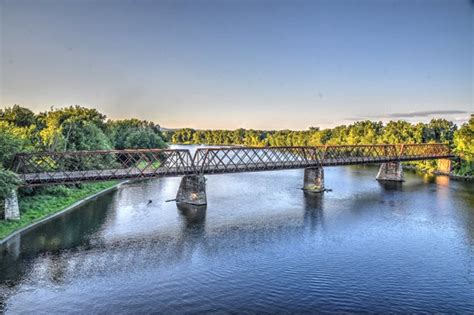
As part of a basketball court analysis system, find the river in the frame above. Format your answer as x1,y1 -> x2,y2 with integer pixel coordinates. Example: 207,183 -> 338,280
1,145 -> 473,313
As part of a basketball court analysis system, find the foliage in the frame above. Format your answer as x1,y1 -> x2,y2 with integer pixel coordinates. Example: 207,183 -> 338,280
453,115 -> 474,176
36,106 -> 108,151
453,115 -> 474,162
61,119 -> 112,151
0,121 -> 34,168
0,105 -> 37,127
122,128 -> 166,149
106,119 -> 166,149
0,168 -> 21,199
0,104 -> 167,154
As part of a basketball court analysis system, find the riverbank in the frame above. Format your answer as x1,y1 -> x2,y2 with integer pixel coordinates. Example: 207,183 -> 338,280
402,164 -> 474,181
0,181 -> 124,242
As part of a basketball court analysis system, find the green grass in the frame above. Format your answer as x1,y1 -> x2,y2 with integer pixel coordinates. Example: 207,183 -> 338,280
0,181 -> 118,241
135,160 -> 161,169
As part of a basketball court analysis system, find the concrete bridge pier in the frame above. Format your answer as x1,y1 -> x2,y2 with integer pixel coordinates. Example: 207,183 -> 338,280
303,167 -> 325,193
4,189 -> 20,220
437,159 -> 452,174
376,162 -> 404,182
176,175 -> 207,205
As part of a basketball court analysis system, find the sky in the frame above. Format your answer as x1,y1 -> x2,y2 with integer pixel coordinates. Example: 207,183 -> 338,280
0,0 -> 472,130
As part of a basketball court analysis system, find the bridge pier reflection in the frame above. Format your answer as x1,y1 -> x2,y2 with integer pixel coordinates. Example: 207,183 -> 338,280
177,203 -> 207,228
377,180 -> 404,191
303,191 -> 325,232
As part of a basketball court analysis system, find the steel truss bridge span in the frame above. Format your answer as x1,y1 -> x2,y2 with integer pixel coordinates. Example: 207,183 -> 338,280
12,144 -> 453,186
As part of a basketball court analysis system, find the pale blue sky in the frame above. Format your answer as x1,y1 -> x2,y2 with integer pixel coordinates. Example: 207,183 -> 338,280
1,0 -> 472,129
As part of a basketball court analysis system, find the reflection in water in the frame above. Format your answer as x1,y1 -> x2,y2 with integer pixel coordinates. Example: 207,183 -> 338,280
177,203 -> 207,229
1,159 -> 473,313
436,175 -> 450,186
303,192 -> 324,232
0,192 -> 114,297
377,180 -> 403,191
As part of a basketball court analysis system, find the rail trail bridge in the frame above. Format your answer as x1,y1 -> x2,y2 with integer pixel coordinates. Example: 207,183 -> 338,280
4,144 -> 453,220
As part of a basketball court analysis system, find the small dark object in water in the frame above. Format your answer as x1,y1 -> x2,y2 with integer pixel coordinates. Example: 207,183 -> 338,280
325,188 -> 333,192
147,200 -> 152,205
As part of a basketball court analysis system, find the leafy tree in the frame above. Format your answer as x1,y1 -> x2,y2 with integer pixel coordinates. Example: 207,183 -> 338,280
38,106 -> 108,151
0,120 -> 30,206
425,119 -> 457,144
0,121 -> 33,168
106,119 -> 166,149
0,168 -> 21,199
123,128 -> 166,149
382,120 -> 418,143
62,119 -> 112,151
454,115 -> 474,160
452,115 -> 474,175
0,105 -> 37,127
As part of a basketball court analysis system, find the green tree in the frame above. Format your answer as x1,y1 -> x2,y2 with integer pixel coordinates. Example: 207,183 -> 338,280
454,115 -> 474,160
106,119 -> 166,149
0,105 -> 37,127
0,168 -> 21,199
453,115 -> 474,175
123,128 -> 166,149
0,121 -> 33,168
382,120 -> 418,143
425,119 -> 457,144
62,119 -> 112,151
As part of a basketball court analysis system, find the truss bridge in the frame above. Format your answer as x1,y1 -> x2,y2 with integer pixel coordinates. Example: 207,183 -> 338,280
11,144 -> 452,186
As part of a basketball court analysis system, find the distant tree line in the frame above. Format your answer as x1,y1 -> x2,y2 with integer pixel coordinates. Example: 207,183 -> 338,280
169,117 -> 473,176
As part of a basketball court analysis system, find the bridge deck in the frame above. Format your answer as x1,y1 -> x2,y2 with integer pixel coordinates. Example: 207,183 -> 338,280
12,144 -> 453,185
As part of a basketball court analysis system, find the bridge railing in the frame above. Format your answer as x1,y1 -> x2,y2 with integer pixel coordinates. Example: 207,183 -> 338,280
322,145 -> 399,165
12,149 -> 195,185
193,146 -> 324,174
192,144 -> 452,171
398,144 -> 452,161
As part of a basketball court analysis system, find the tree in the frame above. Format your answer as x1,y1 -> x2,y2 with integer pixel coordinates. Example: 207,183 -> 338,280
454,115 -> 474,160
0,121 -> 33,168
62,119 -> 112,151
0,168 -> 20,199
382,120 -> 418,143
425,119 -> 457,144
37,106 -> 108,151
0,105 -> 37,127
106,119 -> 166,149
123,128 -> 166,149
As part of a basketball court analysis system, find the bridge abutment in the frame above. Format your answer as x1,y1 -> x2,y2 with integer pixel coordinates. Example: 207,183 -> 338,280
176,175 -> 207,205
376,162 -> 404,182
303,167 -> 325,192
4,189 -> 20,220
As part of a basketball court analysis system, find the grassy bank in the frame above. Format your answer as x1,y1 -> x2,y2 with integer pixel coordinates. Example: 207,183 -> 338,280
0,181 -> 118,241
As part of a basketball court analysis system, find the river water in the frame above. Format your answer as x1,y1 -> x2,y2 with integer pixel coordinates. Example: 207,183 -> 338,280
1,145 -> 473,313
